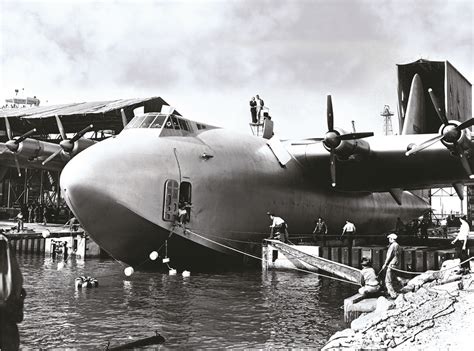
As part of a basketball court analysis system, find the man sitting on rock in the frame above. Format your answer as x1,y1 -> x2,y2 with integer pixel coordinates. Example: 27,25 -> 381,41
358,257 -> 381,297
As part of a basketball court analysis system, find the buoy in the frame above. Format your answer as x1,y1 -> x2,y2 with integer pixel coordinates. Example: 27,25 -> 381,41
182,270 -> 191,277
75,276 -> 99,288
124,266 -> 134,276
42,230 -> 50,238
162,257 -> 170,263
149,251 -> 159,261
169,269 -> 177,275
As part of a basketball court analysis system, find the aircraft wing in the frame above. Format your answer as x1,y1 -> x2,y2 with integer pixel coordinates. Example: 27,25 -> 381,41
288,133 -> 474,193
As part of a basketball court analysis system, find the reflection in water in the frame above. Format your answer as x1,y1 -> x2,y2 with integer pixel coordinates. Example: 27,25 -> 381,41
17,255 -> 357,348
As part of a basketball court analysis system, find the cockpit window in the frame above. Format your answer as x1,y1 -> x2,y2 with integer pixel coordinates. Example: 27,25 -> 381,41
139,114 -> 157,128
150,115 -> 167,128
124,113 -> 202,135
165,116 -> 181,130
125,115 -> 146,129
125,113 -> 166,129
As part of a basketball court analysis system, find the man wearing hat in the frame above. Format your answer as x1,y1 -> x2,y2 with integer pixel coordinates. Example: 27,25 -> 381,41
267,212 -> 288,243
381,233 -> 401,299
358,258 -> 380,297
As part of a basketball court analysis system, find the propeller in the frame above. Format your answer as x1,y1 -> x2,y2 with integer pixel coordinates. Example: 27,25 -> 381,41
323,95 -> 374,187
3,117 -> 36,176
42,115 -> 93,165
405,89 -> 474,178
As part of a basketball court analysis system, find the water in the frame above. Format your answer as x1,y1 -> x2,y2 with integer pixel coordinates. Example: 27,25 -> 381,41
17,254 -> 357,349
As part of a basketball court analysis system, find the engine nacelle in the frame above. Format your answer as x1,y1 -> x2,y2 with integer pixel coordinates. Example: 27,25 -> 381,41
16,139 -> 59,159
323,128 -> 371,160
70,138 -> 96,157
440,120 -> 471,154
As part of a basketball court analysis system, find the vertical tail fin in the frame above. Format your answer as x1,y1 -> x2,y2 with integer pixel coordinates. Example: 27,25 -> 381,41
402,73 -> 425,135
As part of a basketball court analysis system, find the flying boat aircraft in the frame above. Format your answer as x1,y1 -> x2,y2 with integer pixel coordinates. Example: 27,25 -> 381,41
57,60 -> 473,270
1,60 -> 471,270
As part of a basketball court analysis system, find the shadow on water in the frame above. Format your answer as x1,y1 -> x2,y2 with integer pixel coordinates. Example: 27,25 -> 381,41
17,255 -> 357,348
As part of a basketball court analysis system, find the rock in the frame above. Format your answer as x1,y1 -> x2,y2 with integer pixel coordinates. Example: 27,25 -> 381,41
401,270 -> 439,293
395,293 -> 406,307
329,328 -> 354,340
376,296 -> 395,312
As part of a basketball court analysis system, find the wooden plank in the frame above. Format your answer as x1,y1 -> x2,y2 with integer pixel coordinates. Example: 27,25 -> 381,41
268,240 -> 361,283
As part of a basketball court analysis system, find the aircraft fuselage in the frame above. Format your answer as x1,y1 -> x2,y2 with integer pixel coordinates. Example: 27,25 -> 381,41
60,114 -> 429,267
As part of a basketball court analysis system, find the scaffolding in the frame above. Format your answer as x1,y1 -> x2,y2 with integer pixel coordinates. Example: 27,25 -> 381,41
249,107 -> 270,137
381,105 -> 394,135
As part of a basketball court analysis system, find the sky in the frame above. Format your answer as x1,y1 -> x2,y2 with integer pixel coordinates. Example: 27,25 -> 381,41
0,0 -> 472,139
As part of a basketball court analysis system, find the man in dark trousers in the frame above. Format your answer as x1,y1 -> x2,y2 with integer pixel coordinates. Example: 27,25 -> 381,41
249,97 -> 257,124
380,233 -> 401,299
451,215 -> 470,272
313,217 -> 328,245
267,212 -> 289,243
255,94 -> 264,122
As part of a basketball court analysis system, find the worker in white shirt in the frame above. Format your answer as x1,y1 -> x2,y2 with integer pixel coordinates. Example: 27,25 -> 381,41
267,212 -> 288,243
452,215 -> 470,272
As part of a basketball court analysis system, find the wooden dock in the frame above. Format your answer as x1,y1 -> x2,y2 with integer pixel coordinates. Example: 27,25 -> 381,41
1,220 -> 103,258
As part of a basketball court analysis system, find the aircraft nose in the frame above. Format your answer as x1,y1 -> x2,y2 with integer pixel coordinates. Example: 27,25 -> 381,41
60,136 -> 178,264
60,139 -> 121,232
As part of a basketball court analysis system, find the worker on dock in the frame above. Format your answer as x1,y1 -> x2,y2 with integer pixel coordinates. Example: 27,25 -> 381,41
451,215 -> 470,273
440,217 -> 448,238
358,258 -> 380,297
340,220 -> 356,248
380,233 -> 401,299
267,212 -> 288,243
15,212 -> 24,233
313,217 -> 328,245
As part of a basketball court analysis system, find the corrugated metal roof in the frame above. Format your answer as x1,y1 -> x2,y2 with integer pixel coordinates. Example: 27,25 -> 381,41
0,97 -> 166,119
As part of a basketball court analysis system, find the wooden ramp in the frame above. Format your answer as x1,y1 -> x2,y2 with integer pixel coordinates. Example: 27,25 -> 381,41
264,239 -> 362,284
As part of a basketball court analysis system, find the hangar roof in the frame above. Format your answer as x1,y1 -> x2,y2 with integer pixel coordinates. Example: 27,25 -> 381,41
1,96 -> 171,136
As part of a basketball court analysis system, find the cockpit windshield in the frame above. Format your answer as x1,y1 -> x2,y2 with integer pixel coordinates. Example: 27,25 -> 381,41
124,111 -> 208,136
125,113 -> 168,130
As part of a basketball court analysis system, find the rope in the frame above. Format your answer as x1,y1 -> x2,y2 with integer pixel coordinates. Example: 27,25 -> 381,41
389,256 -> 474,275
184,228 -> 360,286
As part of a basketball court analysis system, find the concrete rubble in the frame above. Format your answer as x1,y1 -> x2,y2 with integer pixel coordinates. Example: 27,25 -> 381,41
323,259 -> 474,350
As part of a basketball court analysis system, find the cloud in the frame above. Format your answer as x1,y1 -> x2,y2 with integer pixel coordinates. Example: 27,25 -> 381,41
0,0 -> 471,138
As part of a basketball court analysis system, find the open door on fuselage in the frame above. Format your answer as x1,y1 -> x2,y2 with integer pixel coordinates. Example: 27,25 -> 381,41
178,181 -> 192,223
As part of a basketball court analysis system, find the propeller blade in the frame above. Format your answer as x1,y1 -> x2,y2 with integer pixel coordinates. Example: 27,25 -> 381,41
4,117 -> 12,140
70,125 -> 93,143
455,118 -> 474,131
15,128 -> 36,144
14,155 -> 21,177
0,144 -> 9,154
428,88 -> 449,126
459,152 -> 474,179
338,132 -> 374,141
290,137 -> 324,145
121,109 -> 128,128
42,148 -> 63,166
330,151 -> 336,187
327,95 -> 334,132
55,115 -> 67,140
405,134 -> 444,156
